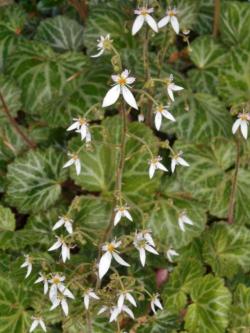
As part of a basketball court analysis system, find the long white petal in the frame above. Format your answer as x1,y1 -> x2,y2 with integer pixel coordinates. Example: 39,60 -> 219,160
80,125 -> 87,140
67,121 -> 79,131
63,159 -> 75,169
99,251 -> 112,279
178,217 -> 185,232
109,307 -> 120,322
113,252 -> 130,267
44,280 -> 49,295
114,211 -> 122,226
65,221 -> 73,234
48,240 -> 62,252
171,159 -> 176,173
102,85 -> 121,108
61,244 -> 70,262
25,264 -> 32,278
139,248 -> 146,266
158,15 -> 170,28
241,121 -> 248,139
91,48 -> 104,58
89,291 -> 99,300
84,295 -> 89,309
61,299 -> 69,316
132,15 -> 145,35
145,15 -> 158,32
58,285 -> 75,299
232,119 -> 241,134
154,298 -> 163,310
126,293 -> 137,307
177,157 -> 189,167
49,284 -> 58,302
121,86 -> 138,110
167,87 -> 175,101
30,320 -> 39,332
118,294 -> 125,311
149,164 -> 156,179
34,276 -> 44,284
155,112 -> 162,131
39,319 -> 47,332
124,210 -> 133,221
162,110 -> 176,122
151,301 -> 156,314
122,305 -> 134,319
182,215 -> 193,226
145,244 -> 159,255
52,218 -> 65,230
75,159 -> 81,175
156,162 -> 168,172
171,84 -> 183,91
170,16 -> 179,34
50,298 -> 60,311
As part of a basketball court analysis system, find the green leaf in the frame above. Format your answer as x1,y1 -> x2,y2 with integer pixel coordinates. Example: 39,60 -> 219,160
0,277 -> 30,333
137,310 -> 180,333
173,138 -> 250,225
6,41 -> 87,114
35,15 -> 84,52
0,5 -> 26,70
202,223 -> 250,278
5,147 -> 67,213
220,1 -> 250,50
185,274 -> 232,333
218,48 -> 250,106
163,94 -> 232,144
188,36 -> 226,94
193,0 -> 213,35
0,205 -> 15,231
0,74 -> 22,122
230,284 -> 250,332
163,258 -> 204,312
147,197 -> 206,248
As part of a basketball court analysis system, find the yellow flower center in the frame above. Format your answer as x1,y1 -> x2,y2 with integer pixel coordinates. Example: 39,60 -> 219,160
72,154 -> 78,160
107,244 -> 115,252
240,114 -> 248,121
118,77 -> 127,86
168,10 -> 176,17
79,118 -> 87,125
103,39 -> 112,49
141,8 -> 148,16
52,277 -> 61,284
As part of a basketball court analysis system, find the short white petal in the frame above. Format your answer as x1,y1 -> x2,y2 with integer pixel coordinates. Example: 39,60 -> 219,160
30,320 -> 39,332
61,299 -> 69,316
122,69 -> 129,78
121,86 -> 138,110
145,15 -> 158,32
98,306 -> 108,315
113,252 -> 130,267
156,162 -> 168,172
171,159 -> 176,173
241,121 -> 248,139
91,49 -> 104,58
149,164 -> 156,179
158,15 -> 170,28
155,112 -> 162,131
170,16 -> 179,34
89,291 -> 99,300
124,210 -> 133,221
102,85 -> 121,108
114,211 -> 122,226
34,276 -> 44,284
139,248 -> 146,266
162,110 -> 176,122
132,15 -> 145,35
99,251 -> 112,279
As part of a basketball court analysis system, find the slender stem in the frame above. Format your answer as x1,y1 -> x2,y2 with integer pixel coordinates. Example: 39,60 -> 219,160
227,138 -> 240,224
68,0 -> 88,23
86,311 -> 93,333
0,91 -> 36,149
126,132 -> 154,158
95,103 -> 128,288
213,0 -> 221,37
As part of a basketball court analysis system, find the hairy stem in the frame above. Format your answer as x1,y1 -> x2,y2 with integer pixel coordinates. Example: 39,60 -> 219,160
213,0 -> 221,37
227,139 -> 240,224
96,103 -> 127,287
0,91 -> 36,149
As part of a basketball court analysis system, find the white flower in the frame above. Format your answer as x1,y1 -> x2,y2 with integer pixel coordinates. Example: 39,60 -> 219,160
232,113 -> 250,140
48,274 -> 74,302
133,231 -> 158,266
83,289 -> 100,310
99,240 -> 130,279
35,272 -> 49,295
21,255 -> 32,278
166,248 -> 179,263
102,69 -> 138,110
50,296 -> 69,316
158,8 -> 179,34
171,151 -> 189,173
110,305 -> 134,322
132,7 -> 158,35
97,305 -> 109,315
48,237 -> 70,263
114,205 -> 133,226
53,216 -> 73,234
67,117 -> 91,142
138,113 -> 145,122
63,153 -> 81,175
154,105 -> 175,131
91,34 -> 112,58
30,316 -> 46,332
178,212 -> 193,232
148,156 -> 168,179
166,74 -> 183,101
150,294 -> 163,314
117,291 -> 137,310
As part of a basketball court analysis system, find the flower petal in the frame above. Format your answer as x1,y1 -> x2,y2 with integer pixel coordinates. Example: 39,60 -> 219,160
114,211 -> 122,226
145,244 -> 159,255
121,86 -> 138,110
241,120 -> 248,139
30,320 -> 39,332
155,112 -> 162,131
61,299 -> 69,316
63,159 -> 75,169
113,252 -> 130,267
145,15 -> 158,32
171,159 -> 177,173
149,163 -> 156,179
39,319 -> 47,332
124,209 -> 133,221
102,85 -> 121,108
156,162 -> 168,172
170,16 -> 179,34
139,248 -> 146,266
52,218 -> 65,230
84,295 -> 89,309
158,15 -> 170,28
91,48 -> 104,58
118,294 -> 125,311
162,109 -> 176,122
75,159 -> 81,175
232,119 -> 241,134
132,15 -> 145,35
177,157 -> 189,167
48,240 -> 62,252
126,293 -> 137,307
99,251 -> 112,279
